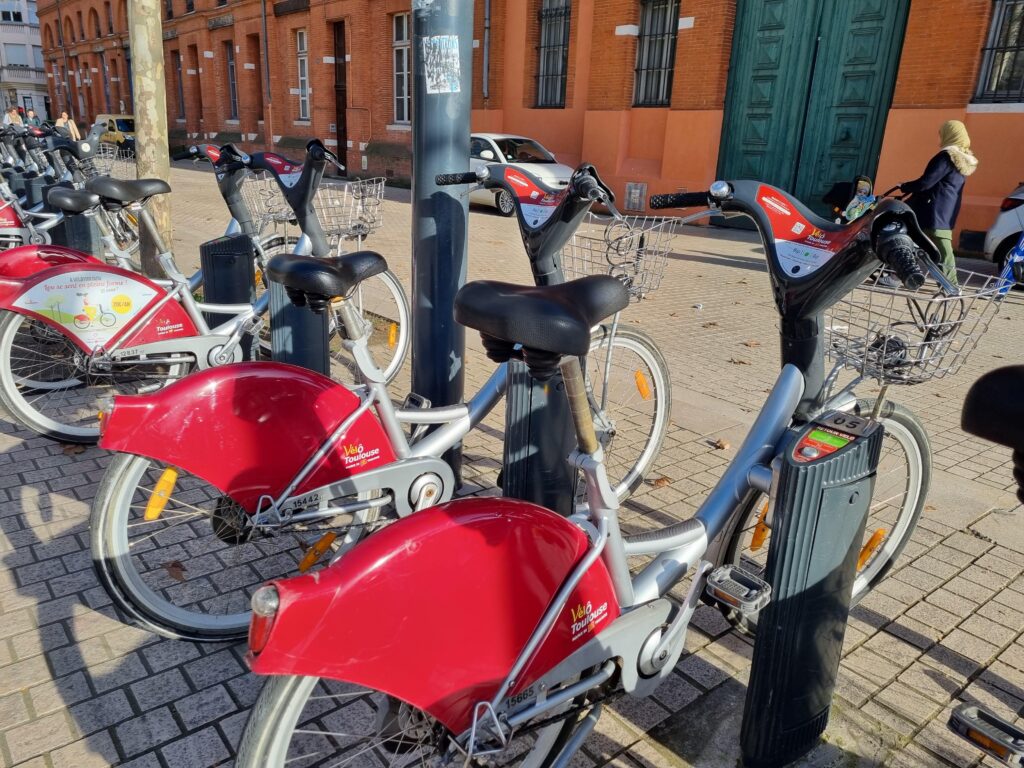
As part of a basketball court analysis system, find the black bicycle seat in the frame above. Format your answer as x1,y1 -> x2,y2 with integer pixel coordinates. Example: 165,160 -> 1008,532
86,177 -> 171,204
47,187 -> 100,213
267,251 -> 388,309
455,275 -> 629,358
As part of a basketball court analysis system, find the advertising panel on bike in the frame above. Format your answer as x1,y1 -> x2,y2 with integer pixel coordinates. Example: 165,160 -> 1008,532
755,184 -> 859,278
12,268 -> 158,348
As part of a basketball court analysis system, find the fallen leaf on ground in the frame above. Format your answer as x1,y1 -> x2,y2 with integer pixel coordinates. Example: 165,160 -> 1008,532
669,312 -> 679,317
61,444 -> 86,456
702,321 -> 718,328
711,438 -> 731,450
742,340 -> 761,348
651,477 -> 672,488
162,561 -> 187,582
728,358 -> 751,365
925,505 -> 937,512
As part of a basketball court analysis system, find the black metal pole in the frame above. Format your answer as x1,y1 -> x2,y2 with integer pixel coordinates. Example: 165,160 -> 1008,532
411,0 -> 473,480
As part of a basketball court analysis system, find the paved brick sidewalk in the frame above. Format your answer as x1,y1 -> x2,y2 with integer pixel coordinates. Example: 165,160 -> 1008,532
0,164 -> 1021,767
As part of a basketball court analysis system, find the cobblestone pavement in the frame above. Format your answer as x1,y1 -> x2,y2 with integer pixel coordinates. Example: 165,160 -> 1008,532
0,163 -> 1022,767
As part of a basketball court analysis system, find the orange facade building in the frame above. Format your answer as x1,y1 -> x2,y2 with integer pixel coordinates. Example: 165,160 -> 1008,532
37,0 -> 1024,237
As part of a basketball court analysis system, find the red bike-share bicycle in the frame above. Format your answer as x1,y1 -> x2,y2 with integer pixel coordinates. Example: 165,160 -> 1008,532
233,181 -> 996,766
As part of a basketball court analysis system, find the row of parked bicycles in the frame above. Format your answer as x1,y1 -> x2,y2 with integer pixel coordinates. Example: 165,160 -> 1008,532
0,127 -> 1020,766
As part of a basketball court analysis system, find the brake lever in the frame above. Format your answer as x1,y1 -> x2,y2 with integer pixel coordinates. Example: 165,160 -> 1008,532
918,250 -> 961,297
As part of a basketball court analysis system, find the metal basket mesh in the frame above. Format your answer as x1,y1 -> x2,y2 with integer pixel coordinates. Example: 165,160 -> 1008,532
825,267 -> 1007,385
81,143 -> 137,180
240,171 -> 293,232
558,213 -> 674,301
313,177 -> 386,248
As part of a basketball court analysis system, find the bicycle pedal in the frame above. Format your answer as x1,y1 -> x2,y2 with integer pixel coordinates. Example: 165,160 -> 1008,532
949,703 -> 1024,766
705,564 -> 771,616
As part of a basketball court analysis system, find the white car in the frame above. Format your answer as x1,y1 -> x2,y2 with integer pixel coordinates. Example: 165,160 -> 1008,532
984,182 -> 1024,268
469,133 -> 573,216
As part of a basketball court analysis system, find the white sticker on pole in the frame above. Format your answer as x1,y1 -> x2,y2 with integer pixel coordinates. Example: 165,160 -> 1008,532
422,35 -> 461,95
13,270 -> 157,349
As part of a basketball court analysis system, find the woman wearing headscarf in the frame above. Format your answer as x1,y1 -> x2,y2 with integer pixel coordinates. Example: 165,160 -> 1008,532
900,120 -> 979,285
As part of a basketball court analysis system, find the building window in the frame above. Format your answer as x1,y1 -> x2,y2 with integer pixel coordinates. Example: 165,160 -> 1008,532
633,0 -> 680,107
93,11 -> 101,38
976,0 -> 1024,102
100,54 -> 111,111
0,3 -> 24,23
32,45 -> 41,69
536,0 -> 571,107
393,13 -> 411,123
173,50 -> 184,118
225,42 -> 238,119
4,43 -> 28,67
105,2 -> 113,34
76,11 -> 83,39
165,0 -> 173,20
185,0 -> 194,13
27,2 -> 37,24
296,29 -> 309,120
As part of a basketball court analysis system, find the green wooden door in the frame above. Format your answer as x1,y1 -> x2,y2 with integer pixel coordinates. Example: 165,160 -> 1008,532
718,0 -> 909,215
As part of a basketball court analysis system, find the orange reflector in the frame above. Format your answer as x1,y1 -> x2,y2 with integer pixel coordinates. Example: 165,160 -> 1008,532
966,727 -> 1010,760
298,531 -> 338,573
635,371 -> 652,400
857,528 -> 887,571
750,500 -> 770,551
144,467 -> 179,521
388,322 -> 398,350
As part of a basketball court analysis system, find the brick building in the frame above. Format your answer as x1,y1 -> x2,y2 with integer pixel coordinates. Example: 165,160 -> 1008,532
37,0 -> 1024,237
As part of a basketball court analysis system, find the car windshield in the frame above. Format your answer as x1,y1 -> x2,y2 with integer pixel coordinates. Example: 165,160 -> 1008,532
494,138 -> 555,164
115,119 -> 135,132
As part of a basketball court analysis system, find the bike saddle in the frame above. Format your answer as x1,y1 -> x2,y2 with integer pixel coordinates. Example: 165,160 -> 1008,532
47,186 -> 100,214
85,177 -> 171,204
962,365 -> 1024,503
267,251 -> 388,311
455,275 -> 629,372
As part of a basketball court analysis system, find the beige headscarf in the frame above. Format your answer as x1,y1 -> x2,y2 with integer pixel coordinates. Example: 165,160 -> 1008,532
939,120 -> 978,176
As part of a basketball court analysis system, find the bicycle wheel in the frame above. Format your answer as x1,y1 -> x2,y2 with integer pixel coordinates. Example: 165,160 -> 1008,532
328,268 -> 410,387
0,312 -> 190,443
721,398 -> 930,634
237,674 -> 583,768
585,324 -> 671,501
91,453 -> 391,641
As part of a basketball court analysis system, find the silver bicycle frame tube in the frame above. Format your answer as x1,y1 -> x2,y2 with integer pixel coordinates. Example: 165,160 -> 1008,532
629,364 -> 804,603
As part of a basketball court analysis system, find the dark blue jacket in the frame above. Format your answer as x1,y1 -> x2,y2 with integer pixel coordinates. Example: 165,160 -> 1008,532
902,151 -> 966,231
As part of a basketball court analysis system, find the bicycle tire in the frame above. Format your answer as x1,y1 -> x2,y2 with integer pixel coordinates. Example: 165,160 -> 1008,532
586,324 -> 672,501
237,674 -> 583,768
0,312 -> 188,443
329,268 -> 411,387
91,451 -> 390,641
719,398 -> 930,635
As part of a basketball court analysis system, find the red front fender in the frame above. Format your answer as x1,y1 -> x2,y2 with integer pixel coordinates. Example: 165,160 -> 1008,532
248,499 -> 622,734
99,362 -> 397,512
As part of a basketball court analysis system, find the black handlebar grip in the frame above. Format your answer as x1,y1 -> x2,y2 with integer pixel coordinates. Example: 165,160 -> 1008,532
880,238 -> 926,291
171,149 -> 194,161
573,174 -> 603,201
435,172 -> 479,186
649,191 -> 710,210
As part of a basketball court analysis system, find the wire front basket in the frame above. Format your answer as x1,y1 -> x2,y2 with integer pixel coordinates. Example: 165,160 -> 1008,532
313,177 -> 386,250
559,213 -> 675,301
82,142 -> 137,180
240,171 -> 293,232
825,268 -> 1008,385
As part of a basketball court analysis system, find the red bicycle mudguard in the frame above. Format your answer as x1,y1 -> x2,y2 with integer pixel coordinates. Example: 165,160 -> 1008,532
0,262 -> 197,352
99,362 -> 397,512
0,244 -> 103,302
247,498 -> 621,734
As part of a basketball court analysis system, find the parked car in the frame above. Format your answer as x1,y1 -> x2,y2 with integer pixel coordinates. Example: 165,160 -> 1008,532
96,114 -> 136,149
469,133 -> 573,216
985,182 -> 1024,268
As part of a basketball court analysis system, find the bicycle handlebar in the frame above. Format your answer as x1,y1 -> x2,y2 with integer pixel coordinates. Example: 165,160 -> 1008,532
649,191 -> 711,210
435,171 -> 480,186
875,225 -> 926,290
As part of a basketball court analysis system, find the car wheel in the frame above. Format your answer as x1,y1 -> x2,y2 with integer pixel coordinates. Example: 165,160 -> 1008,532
995,236 -> 1018,271
496,189 -> 515,217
